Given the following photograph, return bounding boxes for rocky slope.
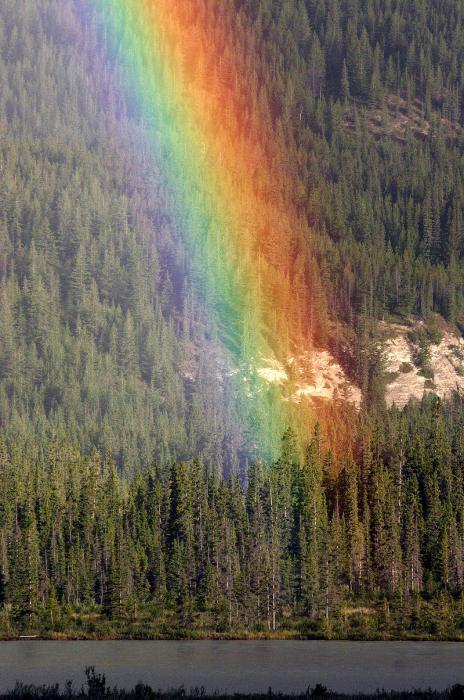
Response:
[383,320,464,407]
[257,350,362,407]
[257,318,464,412]
[207,317,464,415]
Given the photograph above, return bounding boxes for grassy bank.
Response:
[1,600,464,641]
[2,630,464,641]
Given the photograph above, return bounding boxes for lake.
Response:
[0,641,463,694]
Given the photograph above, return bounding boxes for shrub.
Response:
[419,367,434,380]
[427,321,443,345]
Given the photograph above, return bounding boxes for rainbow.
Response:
[86,0,329,461]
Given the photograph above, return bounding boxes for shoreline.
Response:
[1,633,464,642]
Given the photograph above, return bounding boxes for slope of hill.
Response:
[0,0,250,470]
[256,351,361,406]
[2,0,464,640]
[2,0,464,469]
[383,318,464,407]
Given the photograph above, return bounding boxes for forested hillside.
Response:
[1,0,464,637]
[0,0,248,470]
[3,1,464,469]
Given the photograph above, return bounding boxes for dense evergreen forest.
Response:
[3,0,464,467]
[1,0,464,637]
[1,397,464,639]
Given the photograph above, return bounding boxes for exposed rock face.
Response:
[256,319,464,411]
[290,351,362,406]
[257,350,362,408]
[185,320,464,412]
[383,321,464,407]
[182,341,362,409]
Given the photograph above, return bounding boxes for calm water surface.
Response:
[0,641,463,694]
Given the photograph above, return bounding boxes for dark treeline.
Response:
[1,395,463,639]
[2,667,464,700]
[3,667,464,700]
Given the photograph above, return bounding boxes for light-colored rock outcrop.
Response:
[257,350,362,407]
[383,321,464,407]
[185,318,464,412]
